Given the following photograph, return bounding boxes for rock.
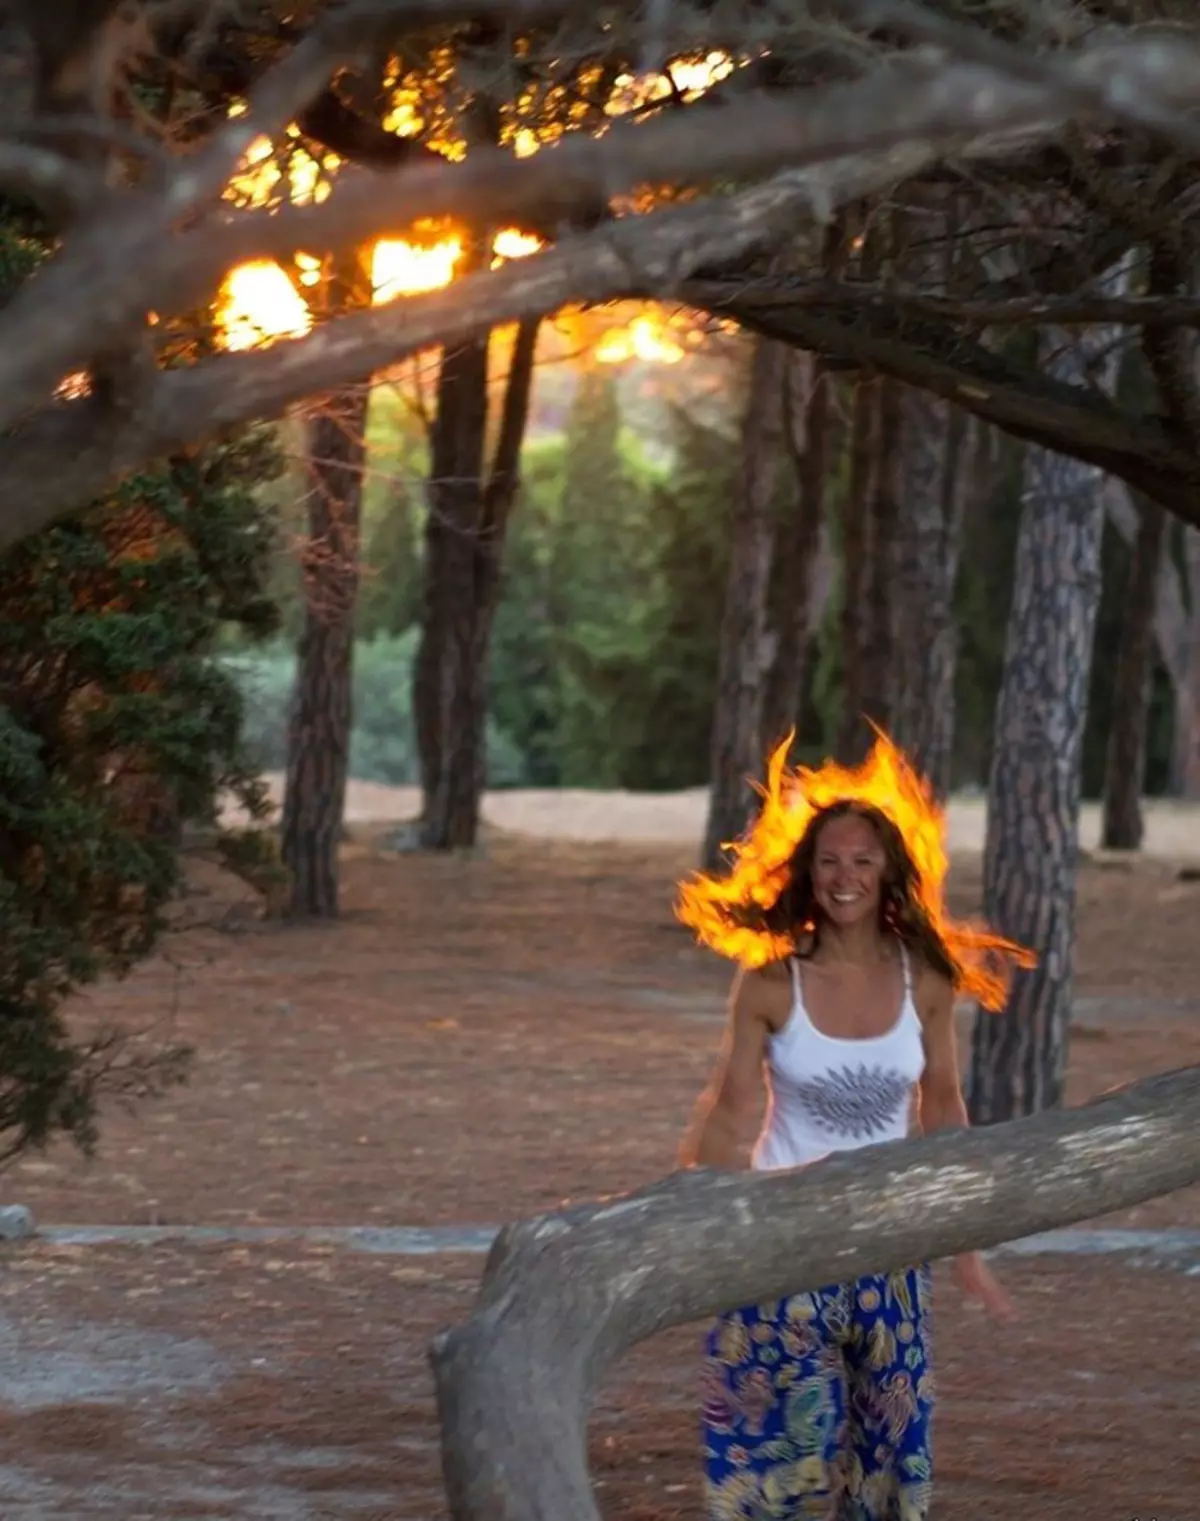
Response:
[375,821,423,854]
[0,1204,34,1241]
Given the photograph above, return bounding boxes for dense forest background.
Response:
[222,337,1174,800]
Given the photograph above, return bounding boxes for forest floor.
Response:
[3,783,1200,1519]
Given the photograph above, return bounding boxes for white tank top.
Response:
[751,944,927,1172]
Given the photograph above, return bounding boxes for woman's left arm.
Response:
[916,967,1015,1321]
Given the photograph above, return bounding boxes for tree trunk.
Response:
[1101,498,1166,848]
[415,330,491,837]
[432,1065,1200,1521]
[969,315,1124,1125]
[280,383,369,916]
[1167,530,1200,797]
[762,357,833,752]
[835,377,881,764]
[1171,666,1200,797]
[890,388,972,798]
[859,376,903,732]
[416,317,539,850]
[701,338,788,870]
[1104,481,1200,799]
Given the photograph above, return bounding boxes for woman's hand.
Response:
[952,1252,1014,1321]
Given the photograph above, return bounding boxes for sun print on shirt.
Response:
[790,1063,914,1140]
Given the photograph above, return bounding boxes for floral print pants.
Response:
[701,1266,934,1521]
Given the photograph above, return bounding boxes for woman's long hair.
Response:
[675,731,1034,1008]
[764,799,957,982]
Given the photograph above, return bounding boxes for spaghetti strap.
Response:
[898,941,912,994]
[788,956,803,1007]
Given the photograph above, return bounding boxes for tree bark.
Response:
[280,382,369,917]
[836,377,881,764]
[762,353,833,751]
[701,337,788,870]
[969,310,1125,1125]
[1104,480,1200,799]
[890,388,973,799]
[416,316,540,849]
[860,376,903,732]
[415,328,491,827]
[1101,498,1167,848]
[432,1064,1200,1521]
[1166,529,1200,798]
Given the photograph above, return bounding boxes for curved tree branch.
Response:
[432,1063,1200,1521]
[4,30,1200,445]
[710,282,1200,330]
[694,281,1200,522]
[841,0,1200,154]
[3,139,1200,554]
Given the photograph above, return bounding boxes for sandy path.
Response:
[241,773,1200,857]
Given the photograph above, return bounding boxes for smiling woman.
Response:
[677,733,1032,1520]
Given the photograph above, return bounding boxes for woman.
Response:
[676,740,1031,1521]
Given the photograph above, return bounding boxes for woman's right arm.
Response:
[677,966,780,1170]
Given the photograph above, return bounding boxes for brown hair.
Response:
[763,799,958,982]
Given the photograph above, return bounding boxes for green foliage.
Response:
[0,200,284,1164]
[488,439,570,785]
[618,408,734,789]
[225,632,526,788]
[490,378,732,790]
[358,481,423,639]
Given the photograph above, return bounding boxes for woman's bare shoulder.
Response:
[733,959,794,1027]
[907,946,955,1006]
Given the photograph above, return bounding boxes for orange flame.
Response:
[675,730,1035,1010]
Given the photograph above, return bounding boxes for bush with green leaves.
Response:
[491,378,732,790]
[0,199,284,1165]
[225,630,526,789]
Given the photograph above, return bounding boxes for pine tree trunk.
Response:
[761,356,832,751]
[969,315,1124,1125]
[1101,499,1166,848]
[416,331,491,843]
[836,378,880,765]
[701,338,787,870]
[281,385,369,917]
[1167,530,1200,798]
[890,389,972,799]
[1169,660,1200,797]
[1104,484,1199,800]
[859,377,903,733]
[416,318,539,850]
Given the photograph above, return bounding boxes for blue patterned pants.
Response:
[701,1266,933,1521]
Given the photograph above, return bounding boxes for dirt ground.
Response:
[3,793,1200,1519]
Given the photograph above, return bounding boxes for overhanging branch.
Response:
[691,280,1200,524]
[4,29,1200,443]
[432,1063,1200,1521]
[714,281,1200,330]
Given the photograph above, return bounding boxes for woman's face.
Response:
[811,811,887,929]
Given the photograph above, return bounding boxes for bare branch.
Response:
[0,141,100,217]
[0,173,808,553]
[691,279,1200,521]
[710,282,1200,329]
[3,28,1200,445]
[843,0,1200,154]
[9,18,1200,553]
